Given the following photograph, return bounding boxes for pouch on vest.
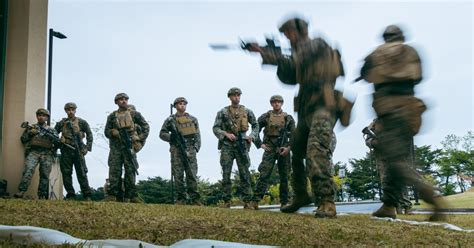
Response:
[115,110,135,130]
[265,112,286,136]
[176,116,198,136]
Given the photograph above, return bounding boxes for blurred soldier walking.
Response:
[247,16,351,218]
[104,93,149,203]
[251,95,295,209]
[14,108,58,199]
[54,102,93,200]
[358,25,444,220]
[363,119,413,214]
[160,97,202,205]
[213,87,259,209]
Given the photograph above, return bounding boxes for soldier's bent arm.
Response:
[104,114,115,139]
[260,50,297,85]
[20,129,31,144]
[54,120,63,135]
[247,109,259,141]
[159,118,172,142]
[81,119,93,151]
[254,112,269,148]
[212,110,227,141]
[286,115,296,147]
[194,116,202,152]
[134,111,150,141]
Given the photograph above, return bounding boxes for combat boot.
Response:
[191,200,203,206]
[250,201,259,210]
[372,203,397,219]
[13,191,25,199]
[243,202,253,210]
[280,194,312,213]
[314,201,337,218]
[65,193,76,200]
[103,195,116,202]
[128,197,143,203]
[429,197,446,221]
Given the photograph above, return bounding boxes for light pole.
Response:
[47,28,67,125]
[338,166,346,202]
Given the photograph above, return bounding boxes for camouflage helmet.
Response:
[278,17,308,35]
[173,97,188,106]
[270,95,284,103]
[227,87,242,97]
[64,102,77,110]
[382,25,405,42]
[36,108,50,116]
[114,93,129,103]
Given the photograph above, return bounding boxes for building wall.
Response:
[1,0,49,197]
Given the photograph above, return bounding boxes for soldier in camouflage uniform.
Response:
[247,17,350,218]
[14,108,58,199]
[54,102,93,200]
[213,87,259,209]
[364,119,413,214]
[251,95,295,209]
[104,93,149,202]
[160,97,201,205]
[359,25,444,220]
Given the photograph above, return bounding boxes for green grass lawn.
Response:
[1,199,473,247]
[414,187,474,209]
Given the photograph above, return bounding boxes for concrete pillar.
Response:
[1,0,49,197]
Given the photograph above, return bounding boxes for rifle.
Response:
[21,121,74,150]
[118,128,140,175]
[210,37,285,54]
[276,116,290,159]
[222,111,250,164]
[169,104,175,204]
[66,120,88,175]
[169,117,191,167]
[236,132,250,164]
[362,127,376,149]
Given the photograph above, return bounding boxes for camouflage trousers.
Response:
[60,147,91,197]
[170,146,200,202]
[374,150,412,209]
[220,142,253,202]
[376,100,437,207]
[291,108,336,205]
[107,147,137,199]
[18,149,54,198]
[253,143,290,204]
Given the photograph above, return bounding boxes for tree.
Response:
[346,153,380,201]
[438,132,473,194]
[136,176,173,204]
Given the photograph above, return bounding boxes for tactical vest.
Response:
[115,110,135,130]
[264,111,286,137]
[175,115,198,136]
[62,118,84,142]
[364,42,422,84]
[227,105,248,134]
[29,125,54,149]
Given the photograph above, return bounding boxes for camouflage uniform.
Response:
[159,107,201,204]
[104,94,149,201]
[252,108,295,205]
[213,92,259,203]
[364,119,413,212]
[360,25,442,219]
[55,112,93,199]
[258,18,345,216]
[17,109,57,199]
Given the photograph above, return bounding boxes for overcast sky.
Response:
[47,0,473,190]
